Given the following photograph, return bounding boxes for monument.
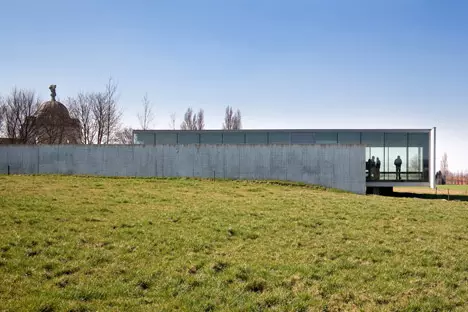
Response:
[25,85,81,144]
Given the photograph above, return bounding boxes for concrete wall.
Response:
[0,144,366,194]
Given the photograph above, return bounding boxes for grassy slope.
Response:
[1,176,468,312]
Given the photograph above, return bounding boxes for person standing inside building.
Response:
[394,156,402,180]
[376,157,381,180]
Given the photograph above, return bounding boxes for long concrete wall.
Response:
[0,144,366,194]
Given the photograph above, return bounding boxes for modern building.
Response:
[133,128,437,192]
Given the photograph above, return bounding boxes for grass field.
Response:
[395,184,468,197]
[2,175,468,311]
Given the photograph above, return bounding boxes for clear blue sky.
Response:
[1,0,467,171]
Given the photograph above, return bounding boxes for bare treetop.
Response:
[49,84,57,101]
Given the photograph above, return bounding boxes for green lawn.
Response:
[438,184,468,191]
[1,175,468,311]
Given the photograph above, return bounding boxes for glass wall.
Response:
[315,132,338,144]
[134,132,155,145]
[200,133,223,144]
[156,133,177,144]
[223,132,245,144]
[132,129,431,183]
[178,133,199,144]
[269,132,290,144]
[362,132,385,182]
[246,132,268,144]
[338,132,360,144]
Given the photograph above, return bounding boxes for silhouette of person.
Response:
[394,156,402,180]
[366,157,372,179]
[370,156,376,180]
[376,157,381,180]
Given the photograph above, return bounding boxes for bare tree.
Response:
[0,96,5,135]
[180,107,196,130]
[137,93,154,130]
[91,92,107,144]
[90,78,122,144]
[169,112,176,130]
[196,109,205,130]
[222,106,242,130]
[3,87,40,143]
[180,107,205,130]
[233,109,241,130]
[441,152,449,178]
[114,127,134,144]
[68,93,96,144]
[104,77,122,144]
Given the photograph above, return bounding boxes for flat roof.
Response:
[134,128,434,133]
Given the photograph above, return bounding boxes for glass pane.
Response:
[156,133,177,144]
[291,132,315,144]
[200,133,222,144]
[385,133,407,181]
[315,132,337,144]
[134,132,154,145]
[223,132,245,144]
[408,147,423,181]
[409,133,430,182]
[178,133,199,144]
[246,132,268,144]
[366,146,384,181]
[363,133,384,181]
[269,132,290,144]
[338,132,360,144]
[361,132,384,147]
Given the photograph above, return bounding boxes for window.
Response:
[268,132,290,144]
[134,132,155,145]
[408,133,430,182]
[178,133,199,144]
[223,132,245,144]
[315,132,338,144]
[362,132,384,181]
[246,132,268,144]
[338,132,360,144]
[361,132,384,147]
[291,132,315,144]
[200,133,222,144]
[156,133,177,144]
[385,133,408,181]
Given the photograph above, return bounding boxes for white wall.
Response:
[0,144,366,194]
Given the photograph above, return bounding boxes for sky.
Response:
[1,0,467,171]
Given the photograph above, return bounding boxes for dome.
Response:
[36,100,71,118]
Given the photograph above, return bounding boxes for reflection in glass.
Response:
[338,132,360,144]
[315,132,338,144]
[409,133,429,182]
[200,133,222,144]
[361,132,384,147]
[134,132,154,145]
[156,133,177,144]
[223,132,245,144]
[178,133,199,144]
[246,132,268,144]
[269,132,290,144]
[291,132,315,144]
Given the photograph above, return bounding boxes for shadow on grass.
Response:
[388,192,468,202]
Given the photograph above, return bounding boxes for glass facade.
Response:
[133,129,432,183]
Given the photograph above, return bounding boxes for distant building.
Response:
[26,85,81,144]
